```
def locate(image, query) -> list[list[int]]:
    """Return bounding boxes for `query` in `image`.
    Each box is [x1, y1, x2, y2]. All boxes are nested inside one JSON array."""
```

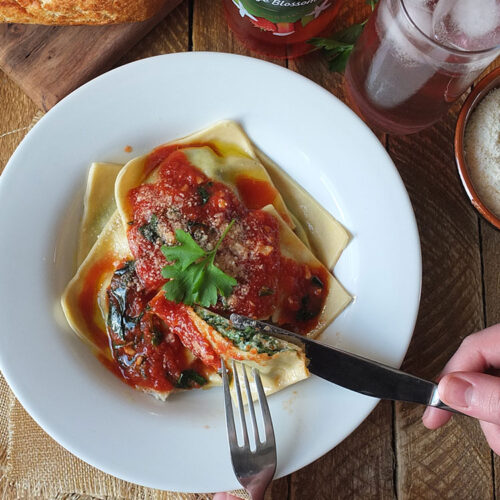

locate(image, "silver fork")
[[221, 359, 277, 500]]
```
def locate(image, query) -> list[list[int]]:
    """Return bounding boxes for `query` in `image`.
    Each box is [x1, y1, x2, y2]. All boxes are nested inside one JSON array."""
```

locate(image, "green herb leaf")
[[162, 229, 205, 270], [327, 50, 352, 73], [161, 220, 237, 307], [197, 264, 237, 307], [309, 1, 378, 73], [162, 260, 205, 305]]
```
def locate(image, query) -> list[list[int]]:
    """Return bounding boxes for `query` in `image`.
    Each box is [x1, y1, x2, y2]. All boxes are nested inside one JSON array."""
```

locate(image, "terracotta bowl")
[[455, 66, 500, 230]]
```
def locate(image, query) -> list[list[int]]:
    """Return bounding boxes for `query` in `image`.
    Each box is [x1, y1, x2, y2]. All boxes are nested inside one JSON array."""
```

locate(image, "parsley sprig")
[[161, 220, 237, 307], [309, 0, 378, 73]]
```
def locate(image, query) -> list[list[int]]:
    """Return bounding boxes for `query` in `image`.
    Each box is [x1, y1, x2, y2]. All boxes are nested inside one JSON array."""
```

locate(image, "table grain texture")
[[1, 0, 499, 499]]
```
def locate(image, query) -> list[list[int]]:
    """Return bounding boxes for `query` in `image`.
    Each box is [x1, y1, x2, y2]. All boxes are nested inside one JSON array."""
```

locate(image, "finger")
[[422, 405, 453, 429], [438, 372, 500, 424], [438, 324, 500, 377]]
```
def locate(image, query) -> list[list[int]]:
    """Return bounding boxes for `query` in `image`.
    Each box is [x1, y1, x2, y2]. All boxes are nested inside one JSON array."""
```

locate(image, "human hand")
[[423, 323, 500, 453]]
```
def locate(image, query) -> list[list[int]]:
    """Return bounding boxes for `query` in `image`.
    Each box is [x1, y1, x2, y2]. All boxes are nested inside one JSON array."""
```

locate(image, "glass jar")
[[223, 0, 344, 58]]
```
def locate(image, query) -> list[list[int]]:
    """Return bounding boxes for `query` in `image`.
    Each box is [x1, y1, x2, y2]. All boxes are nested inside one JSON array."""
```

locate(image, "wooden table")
[[1, 1, 499, 498]]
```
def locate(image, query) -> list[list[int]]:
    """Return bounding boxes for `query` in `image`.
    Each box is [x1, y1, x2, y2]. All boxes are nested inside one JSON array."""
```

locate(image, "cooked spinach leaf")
[[151, 328, 164, 346], [311, 276, 324, 288], [107, 261, 143, 341], [197, 186, 210, 205], [296, 295, 319, 322], [139, 214, 160, 243], [175, 370, 207, 389], [194, 306, 289, 356], [258, 286, 275, 297]]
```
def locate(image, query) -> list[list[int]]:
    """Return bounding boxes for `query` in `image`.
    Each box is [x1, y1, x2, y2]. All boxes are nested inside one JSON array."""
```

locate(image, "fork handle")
[[246, 485, 266, 500], [243, 470, 274, 500]]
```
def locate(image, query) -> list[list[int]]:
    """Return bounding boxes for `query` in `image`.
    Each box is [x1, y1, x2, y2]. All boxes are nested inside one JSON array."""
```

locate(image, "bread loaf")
[[0, 0, 167, 24]]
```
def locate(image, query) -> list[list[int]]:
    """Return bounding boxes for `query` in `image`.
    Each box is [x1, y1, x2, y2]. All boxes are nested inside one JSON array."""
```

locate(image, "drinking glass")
[[345, 0, 500, 135]]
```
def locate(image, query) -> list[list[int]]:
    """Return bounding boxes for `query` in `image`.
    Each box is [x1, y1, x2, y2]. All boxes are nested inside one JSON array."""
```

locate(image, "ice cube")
[[405, 0, 434, 37], [432, 0, 500, 51]]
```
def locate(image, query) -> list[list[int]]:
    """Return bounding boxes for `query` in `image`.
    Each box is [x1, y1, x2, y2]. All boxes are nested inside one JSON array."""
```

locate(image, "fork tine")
[[232, 359, 249, 447], [221, 359, 238, 452], [223, 361, 277, 500], [253, 368, 276, 448], [242, 364, 260, 447]]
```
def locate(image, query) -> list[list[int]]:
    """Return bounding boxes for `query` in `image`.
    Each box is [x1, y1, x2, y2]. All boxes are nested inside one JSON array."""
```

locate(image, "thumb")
[[438, 372, 500, 424]]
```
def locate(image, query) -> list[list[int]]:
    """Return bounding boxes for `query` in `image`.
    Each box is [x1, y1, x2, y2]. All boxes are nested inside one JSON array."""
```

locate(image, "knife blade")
[[229, 314, 460, 414]]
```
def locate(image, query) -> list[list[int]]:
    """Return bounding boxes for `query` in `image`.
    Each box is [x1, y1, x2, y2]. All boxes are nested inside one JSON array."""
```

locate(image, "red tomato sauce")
[[89, 142, 331, 393], [150, 294, 221, 372], [235, 175, 277, 209], [126, 146, 282, 319], [103, 260, 214, 393], [144, 142, 222, 178], [277, 258, 330, 334]]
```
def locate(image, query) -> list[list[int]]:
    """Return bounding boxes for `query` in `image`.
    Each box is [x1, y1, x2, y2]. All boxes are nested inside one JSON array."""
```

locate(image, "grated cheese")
[[464, 87, 500, 219]]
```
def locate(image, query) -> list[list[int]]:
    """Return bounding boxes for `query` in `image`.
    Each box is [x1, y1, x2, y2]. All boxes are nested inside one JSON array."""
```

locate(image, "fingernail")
[[422, 406, 431, 420], [440, 375, 473, 408]]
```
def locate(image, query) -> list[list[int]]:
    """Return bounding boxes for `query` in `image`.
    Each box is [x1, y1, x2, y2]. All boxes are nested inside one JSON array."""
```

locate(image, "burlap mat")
[[0, 114, 249, 500]]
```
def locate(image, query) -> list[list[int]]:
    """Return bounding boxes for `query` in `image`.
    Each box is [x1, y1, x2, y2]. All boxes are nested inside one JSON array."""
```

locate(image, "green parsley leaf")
[[327, 50, 352, 73], [197, 264, 237, 307], [310, 1, 378, 73], [160, 220, 237, 307], [162, 229, 205, 270]]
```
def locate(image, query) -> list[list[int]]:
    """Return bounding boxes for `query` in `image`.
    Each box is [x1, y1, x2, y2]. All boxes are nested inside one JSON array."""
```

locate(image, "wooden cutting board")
[[0, 0, 182, 111]]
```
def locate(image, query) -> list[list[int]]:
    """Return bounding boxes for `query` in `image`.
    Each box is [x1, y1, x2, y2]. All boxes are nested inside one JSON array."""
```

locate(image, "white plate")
[[0, 52, 421, 493]]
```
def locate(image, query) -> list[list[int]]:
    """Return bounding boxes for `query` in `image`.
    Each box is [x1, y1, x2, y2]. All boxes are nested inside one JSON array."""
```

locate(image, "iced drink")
[[345, 0, 500, 135]]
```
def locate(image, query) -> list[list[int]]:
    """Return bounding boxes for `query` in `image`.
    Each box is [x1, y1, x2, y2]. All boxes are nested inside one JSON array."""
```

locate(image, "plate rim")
[[0, 51, 422, 493]]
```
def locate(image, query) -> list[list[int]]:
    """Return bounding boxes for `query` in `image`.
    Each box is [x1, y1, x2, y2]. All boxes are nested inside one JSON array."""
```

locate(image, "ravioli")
[[77, 162, 123, 266], [61, 120, 351, 401], [149, 298, 309, 400], [261, 205, 351, 338], [115, 125, 295, 230]]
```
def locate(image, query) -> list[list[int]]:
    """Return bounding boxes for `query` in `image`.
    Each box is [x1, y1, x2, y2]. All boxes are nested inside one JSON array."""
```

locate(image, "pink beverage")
[[345, 0, 500, 135]]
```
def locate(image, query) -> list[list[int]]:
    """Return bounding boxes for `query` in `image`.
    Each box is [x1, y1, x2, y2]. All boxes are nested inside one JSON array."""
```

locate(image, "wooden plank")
[[0, 0, 182, 111], [120, 1, 189, 63], [480, 58, 500, 500], [477, 56, 500, 330], [289, 402, 395, 500], [487, 219, 500, 497], [390, 101, 493, 498]]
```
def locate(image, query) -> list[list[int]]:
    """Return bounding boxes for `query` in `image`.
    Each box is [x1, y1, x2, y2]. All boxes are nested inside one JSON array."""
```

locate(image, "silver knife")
[[229, 314, 461, 414]]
